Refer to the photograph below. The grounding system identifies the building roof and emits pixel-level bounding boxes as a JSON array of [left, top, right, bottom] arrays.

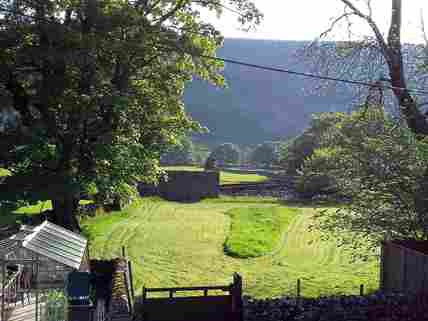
[[10, 226, 35, 241], [0, 238, 18, 254], [22, 221, 87, 269]]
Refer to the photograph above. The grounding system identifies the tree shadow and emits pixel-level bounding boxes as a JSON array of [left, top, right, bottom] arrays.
[[278, 198, 346, 209]]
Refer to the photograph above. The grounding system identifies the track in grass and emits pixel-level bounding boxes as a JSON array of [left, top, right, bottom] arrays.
[[82, 197, 379, 298]]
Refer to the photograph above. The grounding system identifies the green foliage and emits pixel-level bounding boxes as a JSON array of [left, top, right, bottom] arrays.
[[204, 155, 218, 171], [295, 147, 341, 197], [208, 143, 241, 165], [250, 142, 279, 167], [42, 290, 67, 321], [192, 142, 211, 165], [161, 136, 194, 165], [281, 113, 345, 175], [304, 107, 428, 254], [0, 0, 261, 228], [224, 207, 299, 258]]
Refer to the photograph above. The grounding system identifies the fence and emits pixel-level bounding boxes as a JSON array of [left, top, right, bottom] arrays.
[[380, 240, 428, 294], [138, 273, 243, 321]]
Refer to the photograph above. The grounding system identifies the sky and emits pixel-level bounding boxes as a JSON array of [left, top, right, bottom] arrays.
[[201, 0, 428, 44]]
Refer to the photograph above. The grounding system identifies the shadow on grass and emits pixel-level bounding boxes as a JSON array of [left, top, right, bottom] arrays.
[[0, 202, 35, 229], [204, 196, 282, 205], [278, 198, 348, 209]]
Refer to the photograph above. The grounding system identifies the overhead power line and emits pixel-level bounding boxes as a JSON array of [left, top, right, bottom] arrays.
[[1, 6, 428, 97], [194, 54, 428, 96]]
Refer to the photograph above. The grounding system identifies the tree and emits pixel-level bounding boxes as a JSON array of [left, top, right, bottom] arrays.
[[0, 0, 262, 230], [306, 0, 428, 135], [295, 146, 340, 198], [280, 113, 344, 175], [304, 107, 428, 253], [204, 155, 217, 171], [208, 142, 240, 166], [161, 136, 194, 166], [250, 142, 278, 167], [294, 1, 428, 250]]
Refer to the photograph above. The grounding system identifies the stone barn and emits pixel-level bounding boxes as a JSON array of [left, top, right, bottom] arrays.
[[139, 170, 220, 202]]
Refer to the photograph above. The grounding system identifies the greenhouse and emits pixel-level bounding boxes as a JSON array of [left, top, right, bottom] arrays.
[[0, 221, 89, 321]]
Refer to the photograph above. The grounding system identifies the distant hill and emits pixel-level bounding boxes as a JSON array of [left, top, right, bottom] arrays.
[[184, 39, 356, 145]]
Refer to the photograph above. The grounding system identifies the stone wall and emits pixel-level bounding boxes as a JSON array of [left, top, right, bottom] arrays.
[[139, 171, 219, 202]]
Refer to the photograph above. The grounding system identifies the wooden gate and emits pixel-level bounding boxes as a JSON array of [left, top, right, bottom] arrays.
[[139, 273, 243, 321]]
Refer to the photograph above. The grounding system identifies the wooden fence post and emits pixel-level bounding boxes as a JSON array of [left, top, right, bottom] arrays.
[[123, 266, 133, 316], [128, 260, 135, 300], [233, 273, 243, 321], [402, 247, 408, 293], [1, 259, 5, 321], [379, 241, 385, 291]]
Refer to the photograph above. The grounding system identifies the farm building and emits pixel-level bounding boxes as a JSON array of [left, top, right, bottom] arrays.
[[139, 170, 220, 202], [0, 221, 89, 321]]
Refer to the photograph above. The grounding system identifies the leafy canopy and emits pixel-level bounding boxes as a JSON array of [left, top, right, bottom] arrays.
[[0, 0, 262, 207], [208, 142, 241, 165], [301, 107, 428, 254]]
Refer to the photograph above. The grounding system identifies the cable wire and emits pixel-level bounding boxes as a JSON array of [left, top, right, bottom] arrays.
[[184, 51, 428, 96], [1, 6, 428, 96]]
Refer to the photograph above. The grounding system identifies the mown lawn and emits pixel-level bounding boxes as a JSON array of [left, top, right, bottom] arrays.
[[224, 207, 299, 258], [81, 196, 379, 298], [0, 168, 11, 177], [162, 165, 269, 185]]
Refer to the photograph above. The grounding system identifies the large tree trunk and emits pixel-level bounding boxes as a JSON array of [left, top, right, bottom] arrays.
[[386, 0, 428, 136], [51, 197, 81, 232]]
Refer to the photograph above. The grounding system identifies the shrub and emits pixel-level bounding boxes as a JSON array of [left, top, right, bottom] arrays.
[[208, 143, 240, 166], [250, 142, 279, 167], [295, 147, 341, 197]]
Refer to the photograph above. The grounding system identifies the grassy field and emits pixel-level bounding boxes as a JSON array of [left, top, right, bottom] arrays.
[[82, 196, 379, 298], [224, 207, 299, 258], [0, 168, 11, 177], [162, 165, 269, 185]]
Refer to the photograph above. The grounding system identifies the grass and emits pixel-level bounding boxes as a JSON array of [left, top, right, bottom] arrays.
[[82, 196, 379, 298], [224, 207, 298, 258], [0, 199, 94, 227], [162, 165, 269, 185], [0, 168, 11, 177]]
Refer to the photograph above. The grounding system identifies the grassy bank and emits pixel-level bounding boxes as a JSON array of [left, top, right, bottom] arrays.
[[224, 207, 298, 258], [0, 168, 11, 177]]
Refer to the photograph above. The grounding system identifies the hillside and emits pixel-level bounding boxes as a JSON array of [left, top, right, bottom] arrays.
[[184, 39, 355, 145]]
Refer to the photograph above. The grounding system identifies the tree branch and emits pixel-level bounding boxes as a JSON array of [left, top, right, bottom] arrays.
[[318, 12, 355, 40], [154, 0, 188, 26], [340, 0, 390, 63]]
